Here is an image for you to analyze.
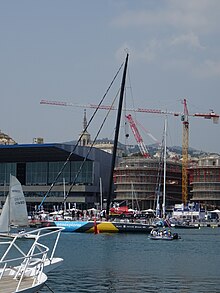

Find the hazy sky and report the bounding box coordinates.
[1,0,220,153]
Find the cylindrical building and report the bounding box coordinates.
[113,156,182,210]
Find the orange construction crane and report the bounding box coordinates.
[181,99,189,205]
[40,98,219,204]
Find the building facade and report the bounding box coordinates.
[189,155,220,208]
[114,156,182,210]
[0,143,112,212]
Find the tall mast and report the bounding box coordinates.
[182,99,189,206]
[106,53,129,216]
[162,116,167,218]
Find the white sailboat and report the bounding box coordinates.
[155,117,167,219]
[0,175,29,238]
[150,117,181,240]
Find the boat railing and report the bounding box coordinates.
[0,227,64,292]
[0,240,48,291]
[22,226,64,262]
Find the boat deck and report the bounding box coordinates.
[0,276,35,293]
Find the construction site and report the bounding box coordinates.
[39,98,220,211]
[189,155,220,209]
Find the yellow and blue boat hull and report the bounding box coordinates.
[51,220,153,233]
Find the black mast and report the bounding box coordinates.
[106,53,129,217]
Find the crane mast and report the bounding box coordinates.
[181,99,189,205]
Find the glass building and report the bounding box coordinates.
[0,143,112,212]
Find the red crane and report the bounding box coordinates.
[40,99,182,116]
[125,114,150,158]
[40,98,219,122]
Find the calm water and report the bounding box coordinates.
[41,228,220,293]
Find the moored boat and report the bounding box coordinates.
[46,219,155,234]
[149,228,180,240]
[171,222,200,229]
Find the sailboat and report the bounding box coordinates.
[0,174,29,238]
[153,116,170,221]
[150,117,181,240]
[44,54,155,234]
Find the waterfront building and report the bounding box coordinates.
[0,143,112,212]
[113,156,182,211]
[189,155,220,208]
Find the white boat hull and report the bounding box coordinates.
[0,270,47,293]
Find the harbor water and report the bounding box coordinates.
[41,227,220,293]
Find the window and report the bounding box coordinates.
[48,162,70,184]
[26,162,47,185]
[0,163,16,184]
[71,161,93,184]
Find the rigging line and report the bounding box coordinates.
[44,283,55,293]
[127,67,136,113]
[37,62,124,211]
[154,135,164,212]
[64,89,120,203]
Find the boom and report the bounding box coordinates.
[125,114,150,158]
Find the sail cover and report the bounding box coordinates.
[0,175,28,232]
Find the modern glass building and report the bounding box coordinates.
[0,143,112,212]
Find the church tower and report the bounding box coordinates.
[79,109,91,146]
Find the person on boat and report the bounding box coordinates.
[150,229,157,236]
[152,230,157,236]
[163,229,168,236]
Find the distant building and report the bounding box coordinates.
[189,155,220,209]
[33,137,44,144]
[93,142,114,154]
[114,156,182,210]
[78,110,123,157]
[0,130,16,145]
[79,109,91,146]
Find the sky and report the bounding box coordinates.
[0,0,220,153]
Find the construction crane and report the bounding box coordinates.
[181,99,189,205]
[125,114,150,158]
[40,98,219,205]
[40,99,182,116]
